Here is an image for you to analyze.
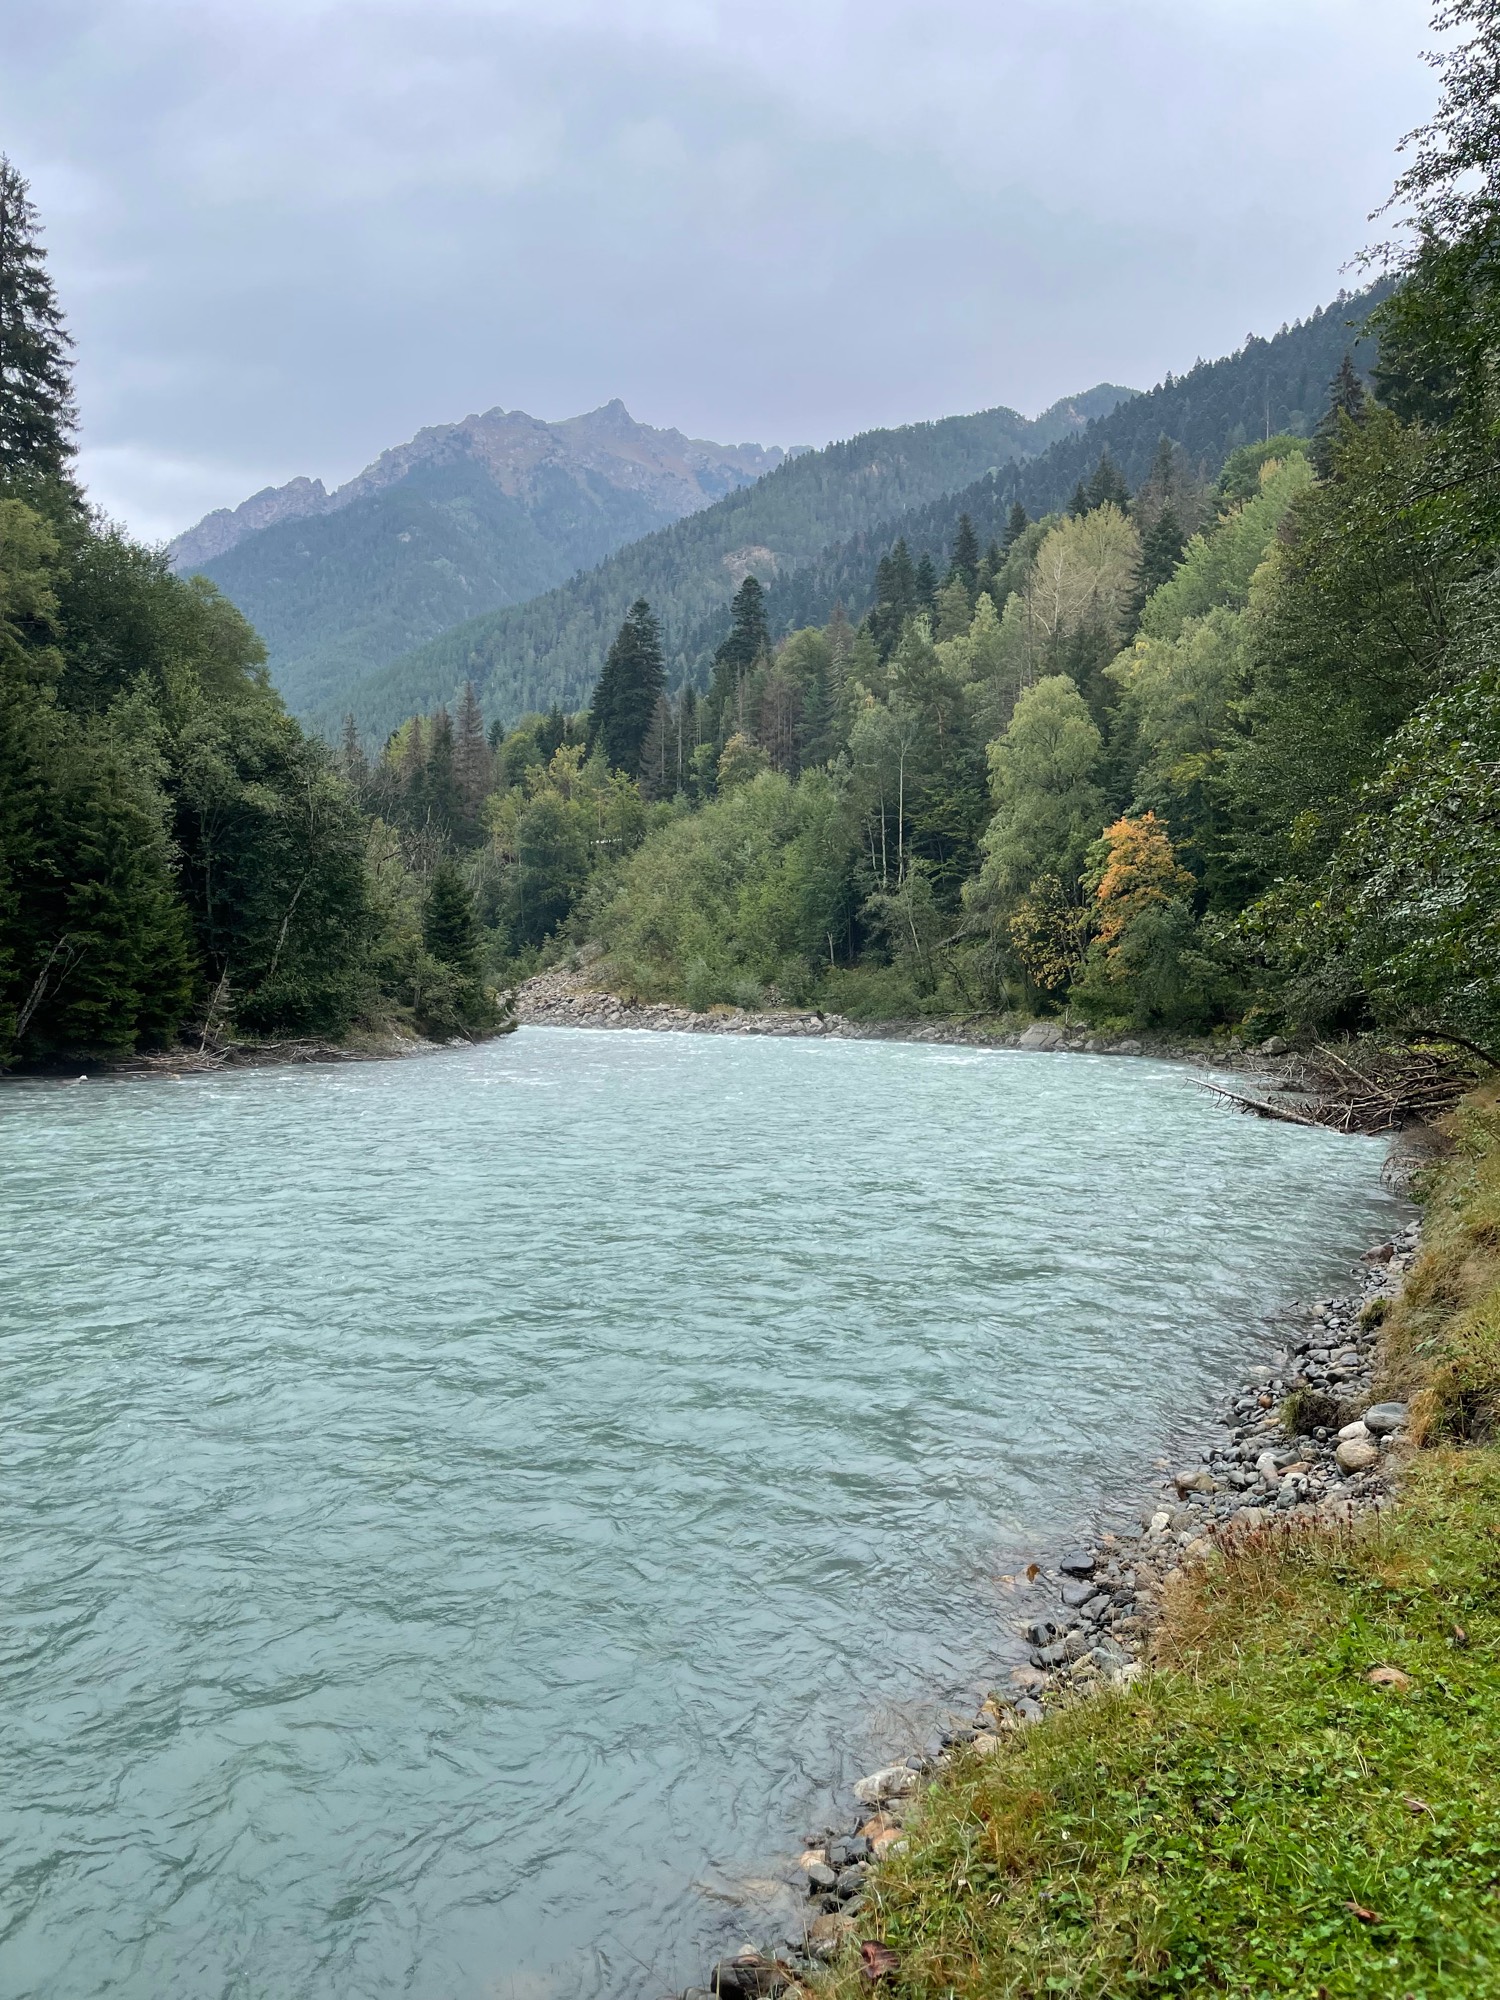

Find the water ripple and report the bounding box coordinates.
[0,1030,1396,1997]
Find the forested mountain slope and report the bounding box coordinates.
[178,401,790,718]
[759,285,1392,636]
[320,387,1131,739]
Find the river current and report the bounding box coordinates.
[0,1029,1396,1998]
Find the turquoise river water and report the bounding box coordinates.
[0,1029,1398,1998]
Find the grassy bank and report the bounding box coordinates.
[821,1094,1500,1999]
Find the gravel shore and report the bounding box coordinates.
[684,1205,1424,1998]
[516,966,1263,1066]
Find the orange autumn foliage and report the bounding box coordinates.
[1094,812,1194,951]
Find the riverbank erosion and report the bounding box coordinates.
[698,1093,1500,2000]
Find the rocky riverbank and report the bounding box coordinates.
[683,1212,1423,1999]
[515,965,1280,1068]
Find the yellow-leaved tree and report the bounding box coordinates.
[1071,811,1229,1030]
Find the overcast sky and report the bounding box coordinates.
[2,0,1439,541]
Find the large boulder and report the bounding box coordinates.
[1017,1022,1066,1051]
[1363,1401,1409,1435]
[1336,1436,1381,1472]
[852,1762,921,1805]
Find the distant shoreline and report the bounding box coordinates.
[514,966,1270,1073]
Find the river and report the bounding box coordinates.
[0,1029,1397,1998]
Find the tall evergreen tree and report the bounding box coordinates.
[1129,505,1187,628]
[914,551,939,616]
[868,539,919,659]
[0,157,77,486]
[338,714,369,794]
[538,703,567,761]
[948,513,980,589]
[1087,451,1132,513]
[1312,354,1370,478]
[715,575,770,673]
[454,680,491,827]
[825,599,854,690]
[590,598,666,775]
[1068,479,1092,517]
[423,707,463,836]
[397,713,427,815]
[638,691,675,801]
[423,857,482,982]
[1132,435,1178,531]
[1002,502,1030,551]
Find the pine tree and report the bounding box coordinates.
[0,157,77,485]
[1068,480,1091,517]
[590,598,666,775]
[423,857,482,982]
[1312,354,1369,478]
[1002,502,1029,551]
[948,513,980,589]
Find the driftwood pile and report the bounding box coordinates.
[1201,1040,1483,1135]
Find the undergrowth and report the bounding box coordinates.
[818,1090,1500,1999]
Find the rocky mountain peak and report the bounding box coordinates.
[168,404,785,571]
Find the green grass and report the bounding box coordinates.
[818,1093,1500,2000]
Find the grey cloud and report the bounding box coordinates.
[0,0,1437,539]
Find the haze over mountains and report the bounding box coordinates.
[178,385,1133,735]
[170,402,793,717]
[334,288,1381,741]
[175,289,1382,745]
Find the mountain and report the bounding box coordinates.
[169,476,334,569]
[320,384,1134,738]
[758,283,1395,638]
[172,401,791,715]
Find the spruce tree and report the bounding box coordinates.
[454,680,491,825]
[338,714,369,795]
[538,703,566,761]
[1132,435,1177,530]
[1002,502,1029,551]
[423,858,482,982]
[424,707,463,837]
[948,513,980,589]
[397,714,427,819]
[1087,451,1131,513]
[1068,480,1091,517]
[0,157,77,486]
[715,575,770,673]
[869,539,917,658]
[1312,354,1369,478]
[1129,506,1186,627]
[914,551,938,617]
[590,598,666,775]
